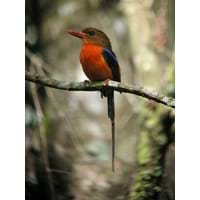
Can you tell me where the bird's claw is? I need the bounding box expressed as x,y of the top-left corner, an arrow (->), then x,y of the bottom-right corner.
84,80 -> 90,85
103,79 -> 110,86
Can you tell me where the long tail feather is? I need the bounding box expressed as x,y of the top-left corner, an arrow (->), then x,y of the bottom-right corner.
107,89 -> 115,172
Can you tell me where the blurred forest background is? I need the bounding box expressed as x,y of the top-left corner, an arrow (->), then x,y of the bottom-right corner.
25,0 -> 175,200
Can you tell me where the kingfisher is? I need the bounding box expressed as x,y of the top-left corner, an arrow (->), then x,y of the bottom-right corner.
68,27 -> 121,172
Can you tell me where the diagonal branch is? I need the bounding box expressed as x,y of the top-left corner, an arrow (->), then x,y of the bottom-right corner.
25,71 -> 175,109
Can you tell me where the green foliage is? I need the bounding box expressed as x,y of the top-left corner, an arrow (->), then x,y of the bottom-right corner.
137,132 -> 151,165
129,105 -> 171,200
130,167 -> 162,200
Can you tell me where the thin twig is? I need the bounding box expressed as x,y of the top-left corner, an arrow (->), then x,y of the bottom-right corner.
30,83 -> 56,200
27,53 -> 83,155
26,71 -> 175,108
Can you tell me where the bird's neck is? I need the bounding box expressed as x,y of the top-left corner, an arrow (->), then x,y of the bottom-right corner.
82,42 -> 102,48
80,44 -> 102,57
82,39 -> 112,49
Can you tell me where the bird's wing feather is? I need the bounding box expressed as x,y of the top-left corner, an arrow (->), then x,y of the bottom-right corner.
102,48 -> 121,82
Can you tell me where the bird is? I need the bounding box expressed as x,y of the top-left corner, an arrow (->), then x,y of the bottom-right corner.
67,27 -> 121,172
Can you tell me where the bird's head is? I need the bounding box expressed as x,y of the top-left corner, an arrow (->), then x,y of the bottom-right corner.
67,27 -> 112,49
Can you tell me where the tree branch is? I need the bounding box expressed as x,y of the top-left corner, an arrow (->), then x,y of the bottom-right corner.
25,71 -> 175,109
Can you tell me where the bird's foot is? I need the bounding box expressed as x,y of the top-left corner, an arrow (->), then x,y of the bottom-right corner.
100,79 -> 111,98
103,79 -> 110,86
84,80 -> 90,85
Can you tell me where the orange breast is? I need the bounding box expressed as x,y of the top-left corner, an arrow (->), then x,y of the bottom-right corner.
80,44 -> 113,81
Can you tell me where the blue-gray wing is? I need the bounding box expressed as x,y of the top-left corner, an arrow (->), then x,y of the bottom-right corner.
102,48 -> 121,82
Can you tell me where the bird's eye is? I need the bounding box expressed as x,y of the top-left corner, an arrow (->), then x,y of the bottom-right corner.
88,31 -> 95,36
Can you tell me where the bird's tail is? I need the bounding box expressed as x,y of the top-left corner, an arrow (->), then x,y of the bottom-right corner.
107,88 -> 115,172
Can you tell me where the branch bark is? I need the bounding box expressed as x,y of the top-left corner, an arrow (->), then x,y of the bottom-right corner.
25,71 -> 175,109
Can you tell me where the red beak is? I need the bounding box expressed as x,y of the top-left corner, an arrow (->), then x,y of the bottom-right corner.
67,30 -> 87,39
